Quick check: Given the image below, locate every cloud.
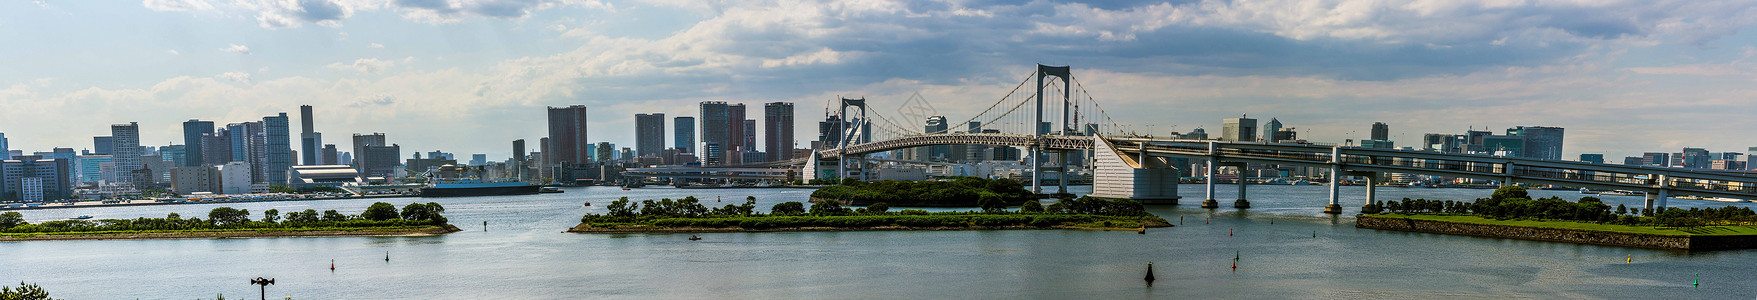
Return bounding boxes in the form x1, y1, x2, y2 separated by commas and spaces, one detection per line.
349, 94, 396, 106
326, 58, 397, 74
214, 72, 252, 83
166, 49, 180, 55
142, 0, 213, 11
368, 43, 385, 49
246, 0, 355, 28
220, 44, 249, 54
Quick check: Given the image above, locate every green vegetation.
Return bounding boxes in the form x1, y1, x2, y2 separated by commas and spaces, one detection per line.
1371, 214, 1757, 236
1362, 185, 1757, 233
0, 282, 54, 300
809, 177, 1035, 207
0, 202, 449, 236
577, 196, 1165, 231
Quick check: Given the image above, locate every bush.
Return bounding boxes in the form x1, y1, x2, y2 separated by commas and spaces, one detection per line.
1020, 200, 1043, 213
207, 207, 251, 225
810, 199, 846, 216
771, 202, 807, 216
867, 202, 889, 214
0, 212, 26, 228
363, 202, 400, 221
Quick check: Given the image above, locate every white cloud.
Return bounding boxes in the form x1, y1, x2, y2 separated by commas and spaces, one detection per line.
368, 43, 385, 49
220, 44, 249, 54
142, 0, 212, 11
166, 49, 180, 55
214, 72, 251, 84
326, 58, 397, 74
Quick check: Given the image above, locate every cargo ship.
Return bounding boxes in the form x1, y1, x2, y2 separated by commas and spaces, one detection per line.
419, 165, 541, 197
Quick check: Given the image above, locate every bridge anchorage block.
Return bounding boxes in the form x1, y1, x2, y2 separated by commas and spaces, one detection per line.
1200, 199, 1220, 209
1323, 204, 1344, 214
1233, 199, 1251, 209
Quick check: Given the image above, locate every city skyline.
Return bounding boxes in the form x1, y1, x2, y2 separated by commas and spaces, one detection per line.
5, 1, 1757, 162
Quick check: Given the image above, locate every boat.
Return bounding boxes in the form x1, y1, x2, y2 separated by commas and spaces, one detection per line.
1580, 188, 1593, 194
539, 187, 564, 193
1596, 190, 1642, 196
583, 202, 592, 207
688, 234, 702, 241
419, 165, 541, 197
71, 215, 93, 220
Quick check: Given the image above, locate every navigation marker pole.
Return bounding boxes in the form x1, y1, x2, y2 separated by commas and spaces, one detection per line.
1144, 262, 1156, 284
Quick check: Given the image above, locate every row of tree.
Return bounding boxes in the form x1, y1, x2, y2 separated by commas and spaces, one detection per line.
0, 202, 448, 233
1366, 186, 1757, 227
581, 195, 1149, 225
808, 177, 1036, 207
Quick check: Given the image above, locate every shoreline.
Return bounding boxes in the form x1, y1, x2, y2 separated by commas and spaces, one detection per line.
0, 194, 419, 211
0, 224, 462, 242
566, 221, 1172, 234
1355, 215, 1757, 251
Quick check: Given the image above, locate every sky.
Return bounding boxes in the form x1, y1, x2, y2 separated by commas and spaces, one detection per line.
3, 0, 1757, 162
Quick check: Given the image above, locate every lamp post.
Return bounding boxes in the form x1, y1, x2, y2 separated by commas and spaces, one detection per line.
250, 277, 275, 300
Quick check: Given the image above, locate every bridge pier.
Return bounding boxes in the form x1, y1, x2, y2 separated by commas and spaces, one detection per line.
1089, 135, 1180, 204
1643, 192, 1656, 216
1202, 158, 1219, 208
1324, 147, 1343, 214
1363, 172, 1379, 210
1234, 174, 1251, 209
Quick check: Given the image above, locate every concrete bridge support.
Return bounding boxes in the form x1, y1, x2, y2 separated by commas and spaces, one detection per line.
1324, 146, 1344, 214
1202, 158, 1219, 208
1356, 172, 1380, 209
1088, 135, 1180, 204
1234, 173, 1251, 209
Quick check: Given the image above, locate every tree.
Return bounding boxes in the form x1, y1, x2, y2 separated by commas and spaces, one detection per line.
363, 202, 400, 221
166, 213, 181, 220
1490, 185, 1529, 201
322, 210, 349, 222
810, 199, 845, 216
207, 207, 251, 225
866, 202, 890, 214
771, 202, 806, 216
268, 185, 296, 193
607, 197, 637, 217
0, 281, 53, 300
0, 212, 26, 229
287, 209, 320, 223
1020, 200, 1043, 213
978, 194, 1006, 212
1615, 204, 1628, 215
261, 209, 280, 223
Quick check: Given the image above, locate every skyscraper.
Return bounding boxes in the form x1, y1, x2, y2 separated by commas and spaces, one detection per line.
595, 142, 613, 163
322, 144, 339, 165
674, 117, 695, 152
764, 102, 795, 161
110, 122, 142, 186
263, 113, 292, 185
0, 132, 8, 160
634, 113, 666, 158
1370, 122, 1389, 141
920, 116, 948, 161
1221, 116, 1257, 142
300, 105, 321, 166
699, 102, 730, 165
1642, 152, 1670, 166
353, 133, 399, 178
1262, 118, 1283, 142
546, 105, 590, 166
512, 139, 526, 162
728, 103, 748, 153
742, 119, 756, 157
92, 136, 114, 155
1579, 154, 1605, 164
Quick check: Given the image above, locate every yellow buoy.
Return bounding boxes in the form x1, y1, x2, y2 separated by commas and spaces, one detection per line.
1626, 254, 1632, 263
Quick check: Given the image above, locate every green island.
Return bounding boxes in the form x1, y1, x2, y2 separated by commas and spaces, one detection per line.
569, 195, 1170, 233
1356, 186, 1757, 250
0, 202, 459, 241
808, 177, 1037, 207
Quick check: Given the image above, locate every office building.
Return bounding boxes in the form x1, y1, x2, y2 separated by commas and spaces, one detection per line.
1642, 152, 1671, 167
700, 102, 730, 164
263, 113, 293, 185
1221, 116, 1256, 142
323, 144, 338, 165
2, 155, 73, 201
1482, 135, 1525, 157
300, 105, 323, 166
218, 162, 252, 194
181, 120, 213, 166
352, 133, 400, 179
635, 113, 666, 158
1623, 157, 1644, 166
674, 117, 695, 152
1680, 148, 1710, 169
0, 132, 8, 160
1579, 154, 1604, 164
764, 102, 795, 161
742, 119, 756, 158
92, 136, 113, 155
1262, 119, 1283, 142
110, 122, 142, 186
1463, 130, 1493, 153
1362, 140, 1395, 149
1423, 133, 1462, 153
1506, 126, 1564, 161
202, 132, 232, 166
1371, 122, 1389, 141
596, 142, 613, 163
170, 165, 217, 194
1185, 128, 1209, 140
919, 116, 949, 161
546, 105, 590, 166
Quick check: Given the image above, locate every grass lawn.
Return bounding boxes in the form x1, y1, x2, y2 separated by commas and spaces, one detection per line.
1368, 214, 1757, 236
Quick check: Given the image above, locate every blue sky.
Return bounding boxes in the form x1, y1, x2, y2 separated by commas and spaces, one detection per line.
4, 0, 1757, 161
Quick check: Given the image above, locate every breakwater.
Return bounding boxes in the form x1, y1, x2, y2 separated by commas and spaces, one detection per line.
1355, 215, 1757, 251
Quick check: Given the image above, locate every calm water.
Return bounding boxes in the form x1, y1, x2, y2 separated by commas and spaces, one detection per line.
2, 184, 1755, 299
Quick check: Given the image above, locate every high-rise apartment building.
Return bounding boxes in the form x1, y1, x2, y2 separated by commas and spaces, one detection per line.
699, 102, 730, 165
1, 155, 73, 201
1371, 122, 1389, 141
634, 113, 666, 158
764, 102, 795, 161
263, 113, 293, 185
674, 117, 695, 153
1221, 116, 1256, 142
110, 122, 142, 186
546, 105, 590, 166
728, 104, 748, 154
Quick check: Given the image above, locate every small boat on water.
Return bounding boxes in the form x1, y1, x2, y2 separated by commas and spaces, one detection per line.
539, 187, 564, 193
1580, 188, 1593, 194
583, 202, 592, 207
688, 234, 702, 241
71, 215, 92, 220
1597, 190, 1642, 196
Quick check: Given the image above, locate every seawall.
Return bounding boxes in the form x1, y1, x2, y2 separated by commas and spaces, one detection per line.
1355, 215, 1757, 251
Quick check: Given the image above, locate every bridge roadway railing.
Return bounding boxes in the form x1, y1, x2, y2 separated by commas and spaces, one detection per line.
1112, 137, 1757, 199
819, 133, 1095, 159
